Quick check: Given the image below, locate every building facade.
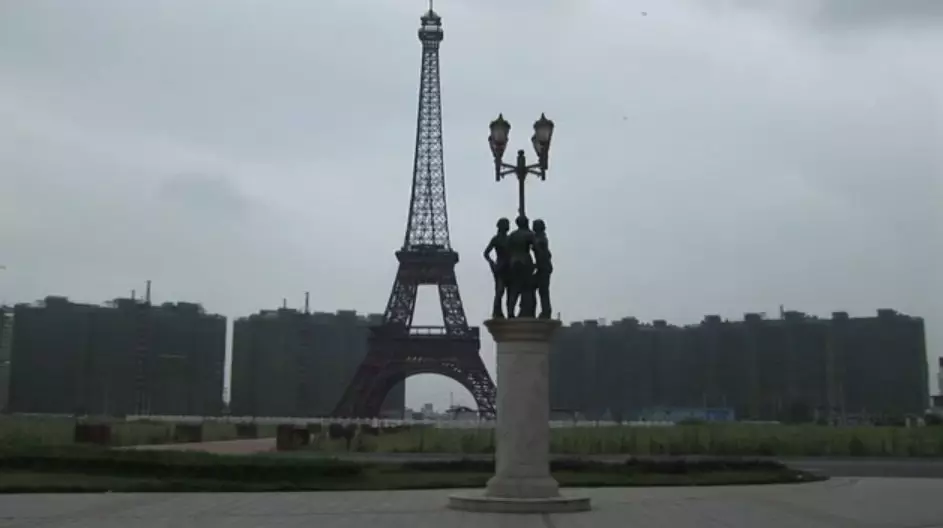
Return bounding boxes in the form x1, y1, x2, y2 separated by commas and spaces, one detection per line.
549, 309, 929, 422
230, 308, 405, 418
6, 296, 226, 416
139, 301, 226, 416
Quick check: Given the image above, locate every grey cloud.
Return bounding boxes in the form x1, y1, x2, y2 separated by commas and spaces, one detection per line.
814, 0, 943, 28
694, 0, 943, 31
1, 0, 940, 408
158, 173, 252, 220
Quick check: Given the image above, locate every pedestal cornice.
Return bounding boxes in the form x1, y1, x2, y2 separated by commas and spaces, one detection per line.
484, 318, 562, 342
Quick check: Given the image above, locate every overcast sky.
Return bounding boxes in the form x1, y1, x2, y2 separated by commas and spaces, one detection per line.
1, 0, 940, 410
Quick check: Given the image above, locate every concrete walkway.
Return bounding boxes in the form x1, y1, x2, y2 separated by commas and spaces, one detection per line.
124, 438, 276, 454
2, 478, 943, 527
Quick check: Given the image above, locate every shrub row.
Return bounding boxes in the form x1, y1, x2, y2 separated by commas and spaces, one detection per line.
0, 417, 424, 448
327, 424, 943, 457
399, 457, 786, 474
0, 445, 788, 482
0, 446, 364, 481
6, 416, 943, 458
0, 417, 280, 447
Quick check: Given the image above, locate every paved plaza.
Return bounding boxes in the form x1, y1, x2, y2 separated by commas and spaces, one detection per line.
1, 477, 942, 527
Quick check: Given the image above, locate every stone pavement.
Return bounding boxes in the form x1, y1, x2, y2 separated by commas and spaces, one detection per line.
1, 478, 943, 527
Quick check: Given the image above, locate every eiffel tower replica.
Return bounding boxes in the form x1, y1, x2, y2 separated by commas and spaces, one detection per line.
332, 6, 497, 419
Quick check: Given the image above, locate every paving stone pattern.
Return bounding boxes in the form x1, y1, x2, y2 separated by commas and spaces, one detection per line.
2, 478, 943, 527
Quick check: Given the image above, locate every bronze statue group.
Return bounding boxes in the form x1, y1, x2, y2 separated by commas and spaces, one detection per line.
483, 215, 553, 319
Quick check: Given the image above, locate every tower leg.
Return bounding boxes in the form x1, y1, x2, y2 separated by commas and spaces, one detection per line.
333, 329, 495, 419
448, 318, 590, 513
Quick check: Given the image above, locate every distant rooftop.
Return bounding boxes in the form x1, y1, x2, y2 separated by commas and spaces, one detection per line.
17, 295, 216, 316
241, 308, 384, 323
563, 308, 921, 329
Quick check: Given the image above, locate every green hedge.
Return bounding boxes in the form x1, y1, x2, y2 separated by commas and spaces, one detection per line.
0, 446, 363, 481
0, 417, 279, 447
325, 424, 943, 457
0, 445, 794, 483
399, 457, 787, 474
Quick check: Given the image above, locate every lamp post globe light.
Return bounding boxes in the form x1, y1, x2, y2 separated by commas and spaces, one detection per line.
488, 113, 555, 217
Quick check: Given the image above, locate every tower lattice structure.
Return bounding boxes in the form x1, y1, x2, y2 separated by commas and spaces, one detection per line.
332, 8, 497, 419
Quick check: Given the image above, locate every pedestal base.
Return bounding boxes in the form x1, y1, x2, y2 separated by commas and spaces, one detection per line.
483, 318, 560, 497
446, 318, 591, 514
486, 474, 559, 499
448, 491, 591, 514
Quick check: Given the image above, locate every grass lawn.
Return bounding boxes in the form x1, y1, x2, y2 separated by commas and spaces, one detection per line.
4, 416, 943, 458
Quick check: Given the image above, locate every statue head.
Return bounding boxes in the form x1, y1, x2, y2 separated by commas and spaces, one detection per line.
515, 215, 529, 229
496, 217, 510, 233
533, 219, 546, 234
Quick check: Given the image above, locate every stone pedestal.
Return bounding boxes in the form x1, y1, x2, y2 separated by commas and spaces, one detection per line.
448, 318, 590, 514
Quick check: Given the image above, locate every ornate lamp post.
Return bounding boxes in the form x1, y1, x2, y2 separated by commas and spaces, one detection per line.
488, 113, 555, 217
450, 112, 590, 514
